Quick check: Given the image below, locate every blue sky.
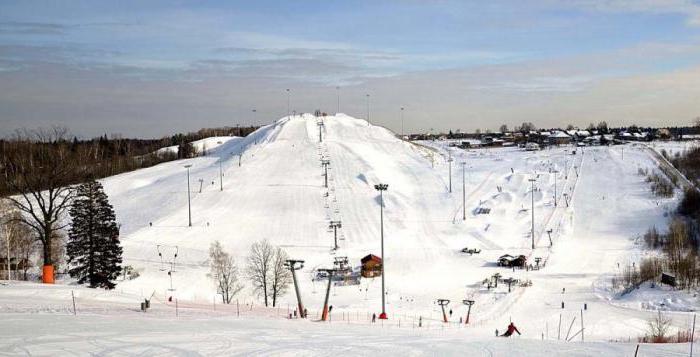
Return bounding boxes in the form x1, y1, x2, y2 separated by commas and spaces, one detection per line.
1, 0, 700, 137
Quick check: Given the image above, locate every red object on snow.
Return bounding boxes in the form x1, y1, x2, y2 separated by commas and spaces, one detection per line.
379, 312, 388, 320
502, 322, 521, 337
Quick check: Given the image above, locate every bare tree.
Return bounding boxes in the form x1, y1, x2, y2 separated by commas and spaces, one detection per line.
2, 128, 82, 270
208, 241, 243, 304
270, 247, 292, 307
246, 240, 274, 306
0, 201, 35, 280
646, 310, 672, 343
499, 124, 509, 134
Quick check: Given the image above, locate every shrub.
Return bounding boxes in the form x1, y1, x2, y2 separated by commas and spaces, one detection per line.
678, 189, 700, 217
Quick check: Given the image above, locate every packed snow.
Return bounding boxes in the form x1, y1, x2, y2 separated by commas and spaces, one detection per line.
2, 113, 700, 355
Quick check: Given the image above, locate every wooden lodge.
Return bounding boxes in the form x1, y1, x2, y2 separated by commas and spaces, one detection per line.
361, 254, 382, 278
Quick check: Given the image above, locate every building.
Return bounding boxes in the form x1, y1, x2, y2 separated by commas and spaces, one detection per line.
548, 131, 571, 146
360, 254, 382, 278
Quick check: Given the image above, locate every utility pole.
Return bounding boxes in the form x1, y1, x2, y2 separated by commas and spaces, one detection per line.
184, 164, 192, 227
529, 178, 537, 249
284, 260, 305, 318
448, 154, 454, 193
321, 160, 330, 188
400, 107, 404, 138
366, 94, 370, 126
329, 221, 342, 250
462, 162, 467, 220
286, 88, 290, 117
374, 183, 389, 319
219, 160, 223, 191
463, 299, 475, 324
319, 268, 339, 321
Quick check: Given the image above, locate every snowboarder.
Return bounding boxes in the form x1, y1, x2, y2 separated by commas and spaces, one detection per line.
500, 322, 521, 337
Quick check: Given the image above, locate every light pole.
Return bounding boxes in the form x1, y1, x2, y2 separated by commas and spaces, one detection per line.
462, 162, 467, 220
219, 160, 223, 192
448, 154, 454, 193
286, 89, 290, 117
336, 86, 340, 114
374, 183, 389, 319
552, 170, 559, 207
529, 178, 537, 249
329, 221, 342, 250
366, 94, 370, 126
184, 164, 192, 227
400, 107, 404, 138
284, 260, 305, 318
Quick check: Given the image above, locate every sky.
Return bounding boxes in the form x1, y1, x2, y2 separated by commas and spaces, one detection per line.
1, 0, 700, 138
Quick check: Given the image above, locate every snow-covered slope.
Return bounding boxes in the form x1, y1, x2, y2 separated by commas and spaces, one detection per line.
93, 114, 689, 342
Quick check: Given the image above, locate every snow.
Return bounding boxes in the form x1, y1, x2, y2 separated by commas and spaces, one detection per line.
2, 114, 700, 354
156, 136, 240, 156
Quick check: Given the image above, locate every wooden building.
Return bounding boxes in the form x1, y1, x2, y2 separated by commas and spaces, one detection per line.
361, 254, 382, 278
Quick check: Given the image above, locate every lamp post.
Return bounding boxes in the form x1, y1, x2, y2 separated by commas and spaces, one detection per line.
219, 160, 223, 192
329, 221, 342, 250
284, 260, 305, 318
462, 162, 467, 220
400, 107, 404, 138
286, 89, 290, 117
184, 164, 192, 227
448, 154, 454, 193
336, 86, 340, 114
366, 94, 370, 126
529, 178, 537, 249
552, 170, 559, 207
374, 183, 389, 319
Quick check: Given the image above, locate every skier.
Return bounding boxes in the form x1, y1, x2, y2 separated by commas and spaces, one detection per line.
372, 313, 376, 323
303, 308, 308, 318
500, 322, 521, 337
449, 309, 453, 317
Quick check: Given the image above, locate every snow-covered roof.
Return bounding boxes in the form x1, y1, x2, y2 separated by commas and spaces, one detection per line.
549, 131, 570, 138
576, 130, 591, 137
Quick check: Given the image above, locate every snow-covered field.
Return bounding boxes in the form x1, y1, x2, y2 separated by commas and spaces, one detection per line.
2, 114, 700, 355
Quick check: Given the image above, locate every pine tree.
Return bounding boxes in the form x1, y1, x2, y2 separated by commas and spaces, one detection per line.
67, 180, 123, 289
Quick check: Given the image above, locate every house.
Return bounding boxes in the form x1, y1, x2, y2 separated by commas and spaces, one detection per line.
525, 142, 540, 151
548, 131, 571, 146
498, 254, 527, 268
360, 254, 382, 278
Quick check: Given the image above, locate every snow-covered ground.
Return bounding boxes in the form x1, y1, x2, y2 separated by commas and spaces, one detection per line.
2, 114, 700, 355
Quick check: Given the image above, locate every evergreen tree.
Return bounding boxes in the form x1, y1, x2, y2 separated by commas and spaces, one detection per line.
67, 180, 123, 289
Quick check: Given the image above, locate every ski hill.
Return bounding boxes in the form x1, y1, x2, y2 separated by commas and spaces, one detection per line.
2, 113, 695, 355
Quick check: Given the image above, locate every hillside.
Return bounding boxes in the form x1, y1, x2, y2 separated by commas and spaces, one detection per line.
4, 113, 677, 345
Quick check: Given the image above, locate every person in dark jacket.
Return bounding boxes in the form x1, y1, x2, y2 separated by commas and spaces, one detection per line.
501, 322, 521, 337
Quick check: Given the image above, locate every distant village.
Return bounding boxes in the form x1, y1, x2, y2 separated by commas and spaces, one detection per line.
408, 123, 700, 150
